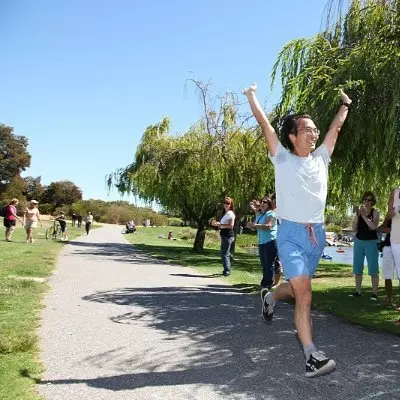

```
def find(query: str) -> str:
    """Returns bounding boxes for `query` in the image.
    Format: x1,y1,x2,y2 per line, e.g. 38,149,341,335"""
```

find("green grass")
0,222,98,400
128,226,400,335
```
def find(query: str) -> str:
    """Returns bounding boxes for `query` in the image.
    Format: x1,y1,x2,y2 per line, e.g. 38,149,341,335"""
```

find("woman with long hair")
247,196,278,289
351,191,380,299
212,197,236,276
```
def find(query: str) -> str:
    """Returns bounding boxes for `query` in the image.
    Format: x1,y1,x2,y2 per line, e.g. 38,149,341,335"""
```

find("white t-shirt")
220,210,235,225
269,142,331,224
391,188,400,244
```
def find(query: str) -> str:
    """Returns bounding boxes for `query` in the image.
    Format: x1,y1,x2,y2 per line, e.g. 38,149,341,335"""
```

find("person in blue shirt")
247,197,278,289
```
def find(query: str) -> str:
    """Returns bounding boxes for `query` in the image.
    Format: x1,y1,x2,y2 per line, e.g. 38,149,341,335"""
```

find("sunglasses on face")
260,201,268,204
223,202,231,205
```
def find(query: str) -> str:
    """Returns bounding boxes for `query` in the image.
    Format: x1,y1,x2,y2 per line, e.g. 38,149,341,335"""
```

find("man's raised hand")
339,89,352,105
242,83,257,97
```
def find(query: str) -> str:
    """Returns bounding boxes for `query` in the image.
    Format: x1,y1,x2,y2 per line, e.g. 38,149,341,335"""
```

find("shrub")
179,228,196,240
168,217,183,226
326,224,342,235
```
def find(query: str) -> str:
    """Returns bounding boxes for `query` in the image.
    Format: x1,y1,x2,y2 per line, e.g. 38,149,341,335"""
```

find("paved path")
39,225,400,400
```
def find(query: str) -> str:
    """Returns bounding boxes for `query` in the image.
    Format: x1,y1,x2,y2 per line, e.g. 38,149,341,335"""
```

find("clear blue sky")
0,0,332,202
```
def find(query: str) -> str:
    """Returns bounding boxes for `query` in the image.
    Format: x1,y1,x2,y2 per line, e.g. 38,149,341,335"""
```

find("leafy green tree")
42,180,83,208
22,176,45,201
0,124,31,198
0,175,28,210
109,81,274,251
271,0,400,210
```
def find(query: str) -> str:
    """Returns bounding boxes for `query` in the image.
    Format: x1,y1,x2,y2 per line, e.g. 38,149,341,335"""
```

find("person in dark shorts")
54,212,68,241
3,198,23,242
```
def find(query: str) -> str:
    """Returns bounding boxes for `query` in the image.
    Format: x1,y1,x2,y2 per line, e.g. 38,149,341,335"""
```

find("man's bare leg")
290,276,313,347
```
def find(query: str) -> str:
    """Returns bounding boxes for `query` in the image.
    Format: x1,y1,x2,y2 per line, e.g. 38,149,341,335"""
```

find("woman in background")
24,200,42,243
351,191,379,299
4,198,23,242
247,197,278,289
212,197,236,276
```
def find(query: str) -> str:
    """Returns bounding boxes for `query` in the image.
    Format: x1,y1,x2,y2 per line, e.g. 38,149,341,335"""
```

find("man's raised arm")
243,83,279,156
323,89,352,156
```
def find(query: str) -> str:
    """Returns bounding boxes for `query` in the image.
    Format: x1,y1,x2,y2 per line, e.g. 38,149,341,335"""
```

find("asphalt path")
38,225,400,400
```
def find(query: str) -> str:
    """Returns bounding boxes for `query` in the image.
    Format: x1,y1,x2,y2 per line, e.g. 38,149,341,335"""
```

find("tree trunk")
193,221,207,252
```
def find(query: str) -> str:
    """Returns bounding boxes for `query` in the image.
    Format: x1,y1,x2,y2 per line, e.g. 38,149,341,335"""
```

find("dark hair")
361,191,376,206
270,192,276,209
260,197,273,210
280,114,312,152
223,197,234,212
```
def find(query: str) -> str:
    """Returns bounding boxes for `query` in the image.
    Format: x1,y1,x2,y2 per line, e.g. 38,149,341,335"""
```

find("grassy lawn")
127,226,400,336
0,221,97,400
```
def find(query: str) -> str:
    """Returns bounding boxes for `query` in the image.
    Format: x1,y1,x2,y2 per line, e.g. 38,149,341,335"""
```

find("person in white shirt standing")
243,82,351,378
211,197,236,276
386,188,400,308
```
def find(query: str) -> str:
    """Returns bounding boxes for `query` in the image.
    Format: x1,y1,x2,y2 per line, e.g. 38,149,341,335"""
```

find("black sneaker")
349,291,361,297
305,351,336,378
370,293,378,300
260,288,274,322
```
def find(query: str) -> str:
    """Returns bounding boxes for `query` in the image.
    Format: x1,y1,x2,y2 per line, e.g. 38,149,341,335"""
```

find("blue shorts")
277,219,326,280
353,238,379,276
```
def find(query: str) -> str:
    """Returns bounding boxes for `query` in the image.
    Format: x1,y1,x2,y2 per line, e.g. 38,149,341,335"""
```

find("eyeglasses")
298,127,320,136
363,198,373,202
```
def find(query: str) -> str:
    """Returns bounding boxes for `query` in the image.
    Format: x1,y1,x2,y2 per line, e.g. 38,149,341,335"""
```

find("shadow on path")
41,284,400,399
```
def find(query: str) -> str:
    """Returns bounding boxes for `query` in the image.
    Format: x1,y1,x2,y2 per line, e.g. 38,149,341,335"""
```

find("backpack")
0,206,7,218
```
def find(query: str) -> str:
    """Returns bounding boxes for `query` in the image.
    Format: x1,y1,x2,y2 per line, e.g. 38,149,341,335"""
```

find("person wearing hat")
23,200,42,243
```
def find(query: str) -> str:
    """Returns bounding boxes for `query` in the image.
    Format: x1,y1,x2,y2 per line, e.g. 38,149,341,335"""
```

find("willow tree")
109,82,274,252
271,0,400,209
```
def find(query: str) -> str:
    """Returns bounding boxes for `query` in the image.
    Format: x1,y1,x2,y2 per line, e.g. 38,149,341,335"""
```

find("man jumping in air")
243,83,351,377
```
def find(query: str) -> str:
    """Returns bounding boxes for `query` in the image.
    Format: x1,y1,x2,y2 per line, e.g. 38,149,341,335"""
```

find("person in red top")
4,198,23,242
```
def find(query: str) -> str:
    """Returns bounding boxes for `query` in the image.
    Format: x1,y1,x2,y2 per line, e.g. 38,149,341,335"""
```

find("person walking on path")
23,200,42,243
85,211,94,235
211,197,236,276
3,198,23,242
77,213,83,228
71,212,77,227
247,197,278,289
351,191,379,299
243,82,351,378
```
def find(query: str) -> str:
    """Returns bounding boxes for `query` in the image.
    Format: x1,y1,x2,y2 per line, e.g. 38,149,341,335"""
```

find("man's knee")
290,276,312,299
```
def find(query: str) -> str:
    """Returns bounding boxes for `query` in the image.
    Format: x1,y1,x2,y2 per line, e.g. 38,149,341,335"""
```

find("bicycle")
46,219,62,240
